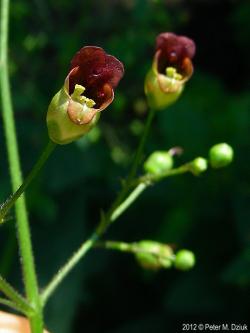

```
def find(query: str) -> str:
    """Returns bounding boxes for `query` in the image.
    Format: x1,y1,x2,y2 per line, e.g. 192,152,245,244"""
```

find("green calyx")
144,68,184,110
135,240,174,271
144,151,173,175
46,84,99,145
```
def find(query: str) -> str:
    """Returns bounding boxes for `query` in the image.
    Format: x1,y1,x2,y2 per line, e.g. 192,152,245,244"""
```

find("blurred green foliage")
0,0,249,332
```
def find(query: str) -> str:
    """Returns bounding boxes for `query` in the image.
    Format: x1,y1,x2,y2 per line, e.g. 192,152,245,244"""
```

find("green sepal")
135,240,174,271
144,69,183,110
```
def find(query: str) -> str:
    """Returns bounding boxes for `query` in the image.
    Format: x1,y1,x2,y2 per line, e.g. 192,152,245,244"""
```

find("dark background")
0,0,249,332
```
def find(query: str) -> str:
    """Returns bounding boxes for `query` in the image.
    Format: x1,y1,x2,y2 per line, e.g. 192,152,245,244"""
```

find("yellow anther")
71,84,96,107
166,67,176,78
174,73,183,80
166,67,183,81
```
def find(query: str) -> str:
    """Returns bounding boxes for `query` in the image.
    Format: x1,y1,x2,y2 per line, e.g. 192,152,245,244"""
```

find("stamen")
165,67,183,81
71,84,96,107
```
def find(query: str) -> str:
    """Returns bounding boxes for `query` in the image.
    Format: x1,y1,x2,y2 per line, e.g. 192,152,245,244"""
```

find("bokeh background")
0,0,250,332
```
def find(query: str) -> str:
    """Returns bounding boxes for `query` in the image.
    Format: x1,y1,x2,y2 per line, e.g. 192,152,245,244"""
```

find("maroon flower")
145,32,196,110
47,46,124,144
155,32,195,83
66,46,124,124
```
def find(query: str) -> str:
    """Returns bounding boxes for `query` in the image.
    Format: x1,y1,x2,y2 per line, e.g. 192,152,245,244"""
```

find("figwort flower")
47,46,124,144
145,32,195,110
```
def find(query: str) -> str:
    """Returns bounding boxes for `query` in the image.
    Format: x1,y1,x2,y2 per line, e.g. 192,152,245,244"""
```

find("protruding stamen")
71,84,96,107
165,67,183,81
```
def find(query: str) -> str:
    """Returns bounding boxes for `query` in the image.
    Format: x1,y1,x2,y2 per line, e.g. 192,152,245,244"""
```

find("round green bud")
135,240,174,271
209,143,234,168
144,151,174,175
174,249,195,271
190,157,207,175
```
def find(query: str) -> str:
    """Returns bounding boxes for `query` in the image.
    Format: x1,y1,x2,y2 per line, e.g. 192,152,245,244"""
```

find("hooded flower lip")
153,32,195,93
65,46,124,125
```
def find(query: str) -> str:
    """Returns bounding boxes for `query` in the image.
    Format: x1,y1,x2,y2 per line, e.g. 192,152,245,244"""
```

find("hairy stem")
133,163,191,186
95,240,176,262
41,233,99,305
41,184,146,304
109,183,146,223
128,108,156,181
0,276,34,315
0,0,43,331
0,141,56,223
40,109,156,304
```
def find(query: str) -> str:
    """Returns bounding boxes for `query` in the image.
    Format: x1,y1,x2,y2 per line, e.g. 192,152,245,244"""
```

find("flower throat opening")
165,67,183,81
71,84,96,108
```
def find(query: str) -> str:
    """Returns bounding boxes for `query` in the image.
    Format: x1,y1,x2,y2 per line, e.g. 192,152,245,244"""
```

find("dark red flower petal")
155,32,195,75
68,46,124,108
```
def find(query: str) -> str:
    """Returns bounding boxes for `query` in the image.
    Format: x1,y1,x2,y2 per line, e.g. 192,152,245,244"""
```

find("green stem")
41,183,147,304
41,110,156,304
0,0,43,331
104,108,156,227
0,297,28,314
109,183,146,223
127,108,156,182
133,163,191,186
0,141,56,223
41,162,192,305
41,232,99,306
0,276,34,315
95,240,132,252
96,240,176,261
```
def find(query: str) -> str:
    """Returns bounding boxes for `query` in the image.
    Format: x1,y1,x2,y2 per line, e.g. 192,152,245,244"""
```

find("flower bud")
47,46,124,144
135,240,174,270
174,249,195,271
189,157,207,175
144,151,173,175
209,143,234,168
145,32,195,110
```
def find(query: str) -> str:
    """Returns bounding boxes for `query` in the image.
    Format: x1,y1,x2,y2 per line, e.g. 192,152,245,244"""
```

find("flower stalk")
40,107,155,304
40,158,196,304
0,276,35,315
0,141,56,224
